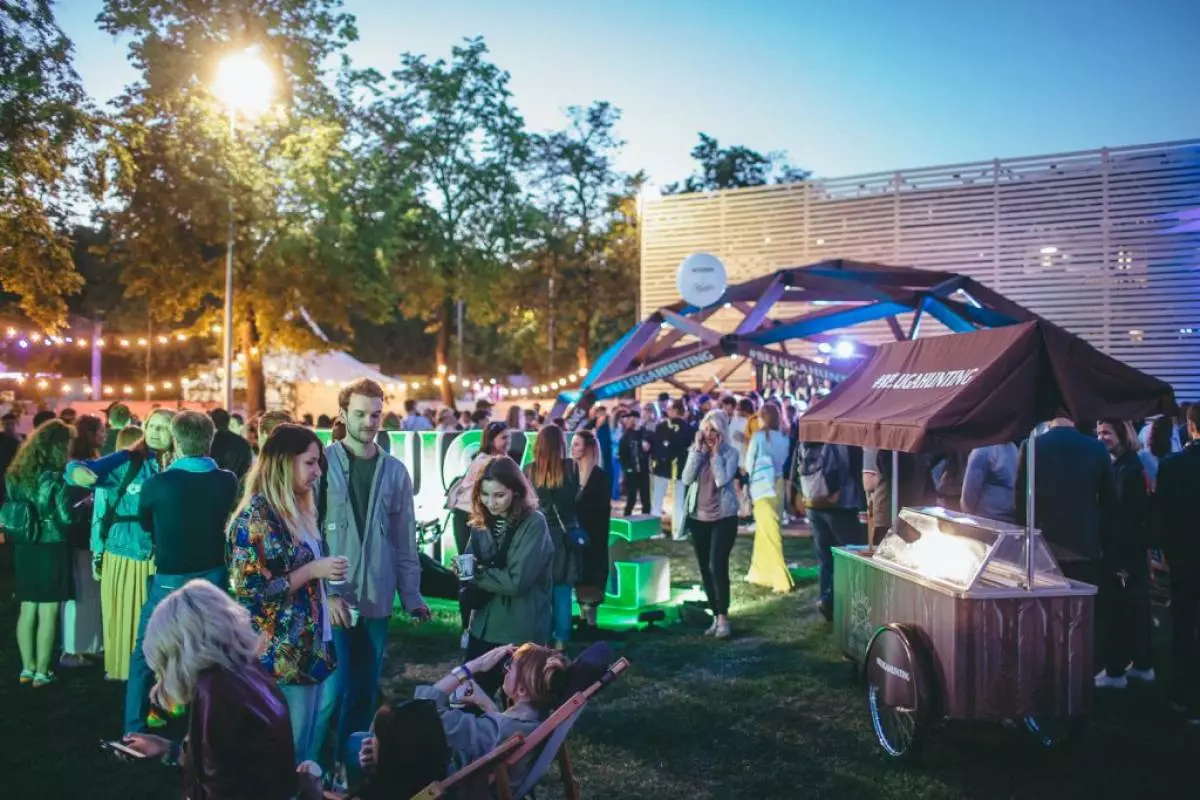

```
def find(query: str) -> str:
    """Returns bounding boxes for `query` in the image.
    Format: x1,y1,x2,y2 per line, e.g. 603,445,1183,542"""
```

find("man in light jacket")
318,378,429,777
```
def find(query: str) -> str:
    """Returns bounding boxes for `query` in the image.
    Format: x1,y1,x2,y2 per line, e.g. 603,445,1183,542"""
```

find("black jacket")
1108,449,1149,571
618,428,650,474
210,429,253,481
651,418,692,479
1155,441,1200,572
1016,426,1116,564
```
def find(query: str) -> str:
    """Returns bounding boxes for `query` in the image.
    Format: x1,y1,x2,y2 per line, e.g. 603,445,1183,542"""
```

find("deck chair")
409,733,525,800
492,657,631,800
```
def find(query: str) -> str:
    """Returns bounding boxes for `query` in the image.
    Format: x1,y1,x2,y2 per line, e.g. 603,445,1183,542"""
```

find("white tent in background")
182,349,406,418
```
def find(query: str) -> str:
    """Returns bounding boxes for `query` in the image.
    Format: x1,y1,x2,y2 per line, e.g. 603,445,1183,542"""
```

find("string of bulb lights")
1,324,221,350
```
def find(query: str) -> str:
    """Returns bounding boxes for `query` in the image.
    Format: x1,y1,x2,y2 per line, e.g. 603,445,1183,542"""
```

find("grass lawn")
1,535,1197,799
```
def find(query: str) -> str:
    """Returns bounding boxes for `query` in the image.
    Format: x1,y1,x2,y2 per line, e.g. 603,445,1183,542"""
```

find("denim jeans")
317,615,390,767
551,584,574,643
124,566,227,733
807,508,864,604
280,682,323,763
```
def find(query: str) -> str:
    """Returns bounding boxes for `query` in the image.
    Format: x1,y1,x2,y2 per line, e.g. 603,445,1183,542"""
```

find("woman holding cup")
228,423,344,763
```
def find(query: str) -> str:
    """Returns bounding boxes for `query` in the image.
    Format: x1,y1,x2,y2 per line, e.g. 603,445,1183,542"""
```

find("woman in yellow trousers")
745,404,794,593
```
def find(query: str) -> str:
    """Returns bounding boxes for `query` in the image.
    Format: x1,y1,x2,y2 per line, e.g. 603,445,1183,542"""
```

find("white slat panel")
641,140,1200,401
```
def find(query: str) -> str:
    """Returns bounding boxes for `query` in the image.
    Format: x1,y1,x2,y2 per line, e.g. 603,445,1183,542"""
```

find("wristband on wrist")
453,664,473,685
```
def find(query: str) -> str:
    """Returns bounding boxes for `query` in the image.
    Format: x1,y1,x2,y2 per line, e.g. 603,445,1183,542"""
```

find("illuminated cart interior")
798,321,1176,760
833,507,1094,757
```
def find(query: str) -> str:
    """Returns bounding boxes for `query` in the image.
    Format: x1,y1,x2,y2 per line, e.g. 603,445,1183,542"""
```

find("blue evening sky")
57,0,1200,184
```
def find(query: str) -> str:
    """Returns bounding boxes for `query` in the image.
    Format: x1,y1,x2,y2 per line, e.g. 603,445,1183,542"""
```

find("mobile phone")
100,739,147,761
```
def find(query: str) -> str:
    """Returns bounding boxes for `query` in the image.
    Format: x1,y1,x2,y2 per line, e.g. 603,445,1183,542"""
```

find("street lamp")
212,48,275,410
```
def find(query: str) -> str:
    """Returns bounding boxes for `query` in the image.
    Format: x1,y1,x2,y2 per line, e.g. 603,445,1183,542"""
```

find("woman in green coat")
463,456,554,697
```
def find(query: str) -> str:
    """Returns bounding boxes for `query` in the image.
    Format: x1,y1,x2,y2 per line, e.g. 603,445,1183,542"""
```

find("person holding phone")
228,423,343,763
681,410,741,639
119,580,299,800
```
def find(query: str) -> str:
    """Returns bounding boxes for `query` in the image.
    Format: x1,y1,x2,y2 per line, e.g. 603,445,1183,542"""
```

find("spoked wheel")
1021,715,1086,749
864,623,938,762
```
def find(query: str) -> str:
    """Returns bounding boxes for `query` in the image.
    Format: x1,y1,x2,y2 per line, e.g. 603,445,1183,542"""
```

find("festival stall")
797,319,1175,759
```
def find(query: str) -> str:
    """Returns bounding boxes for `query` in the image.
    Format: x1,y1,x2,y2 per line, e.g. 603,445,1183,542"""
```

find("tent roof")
797,320,1176,453
270,350,401,386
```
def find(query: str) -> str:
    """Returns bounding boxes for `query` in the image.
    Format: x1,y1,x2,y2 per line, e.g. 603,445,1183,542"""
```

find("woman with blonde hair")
120,580,299,799
7,419,81,686
524,425,581,649
460,456,553,696
570,430,611,633
228,423,347,762
744,403,794,594
67,409,175,681
682,410,741,639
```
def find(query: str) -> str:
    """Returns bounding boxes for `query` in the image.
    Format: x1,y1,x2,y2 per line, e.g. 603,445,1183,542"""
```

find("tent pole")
1025,427,1037,591
890,450,899,532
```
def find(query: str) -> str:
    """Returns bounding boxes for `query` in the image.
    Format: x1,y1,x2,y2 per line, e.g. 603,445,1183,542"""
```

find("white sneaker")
1094,671,1127,689
1125,666,1155,683
714,619,732,639
703,619,718,636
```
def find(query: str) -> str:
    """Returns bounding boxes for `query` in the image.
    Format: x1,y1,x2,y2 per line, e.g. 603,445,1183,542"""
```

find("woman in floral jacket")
228,423,347,763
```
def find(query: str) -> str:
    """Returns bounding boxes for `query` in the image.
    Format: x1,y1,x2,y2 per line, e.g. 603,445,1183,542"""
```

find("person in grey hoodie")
318,378,428,777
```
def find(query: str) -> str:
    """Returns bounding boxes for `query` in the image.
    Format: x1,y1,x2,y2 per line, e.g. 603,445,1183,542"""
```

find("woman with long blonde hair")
744,403,794,594
570,429,611,632
120,580,299,799
523,425,580,649
228,423,347,763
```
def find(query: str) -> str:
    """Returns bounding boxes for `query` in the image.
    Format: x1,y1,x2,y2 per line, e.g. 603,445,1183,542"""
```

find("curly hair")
468,455,538,529
6,419,72,495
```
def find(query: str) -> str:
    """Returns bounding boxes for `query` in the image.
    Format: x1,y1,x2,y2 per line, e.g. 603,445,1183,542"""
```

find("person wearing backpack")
67,412,174,681
3,419,81,687
799,441,865,621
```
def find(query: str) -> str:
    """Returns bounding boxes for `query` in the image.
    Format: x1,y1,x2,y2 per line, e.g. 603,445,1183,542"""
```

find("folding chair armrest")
581,657,631,700
505,694,587,764
410,733,525,799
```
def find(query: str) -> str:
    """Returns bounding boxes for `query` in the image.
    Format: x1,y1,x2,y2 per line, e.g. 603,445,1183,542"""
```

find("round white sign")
676,252,728,308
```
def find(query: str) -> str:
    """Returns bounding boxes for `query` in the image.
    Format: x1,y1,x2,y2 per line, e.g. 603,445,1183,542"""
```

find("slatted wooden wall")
640,140,1200,401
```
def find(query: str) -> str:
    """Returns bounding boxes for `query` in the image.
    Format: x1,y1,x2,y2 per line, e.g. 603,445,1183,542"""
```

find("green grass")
1,536,1196,799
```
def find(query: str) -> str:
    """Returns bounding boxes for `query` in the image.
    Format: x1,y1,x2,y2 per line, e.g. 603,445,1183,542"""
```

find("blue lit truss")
554,259,1035,427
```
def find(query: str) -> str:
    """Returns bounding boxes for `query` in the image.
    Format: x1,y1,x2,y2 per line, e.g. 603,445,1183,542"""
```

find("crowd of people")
3,377,1198,797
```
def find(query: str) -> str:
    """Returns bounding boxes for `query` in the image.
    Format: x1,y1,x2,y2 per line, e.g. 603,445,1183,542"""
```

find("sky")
57,0,1200,185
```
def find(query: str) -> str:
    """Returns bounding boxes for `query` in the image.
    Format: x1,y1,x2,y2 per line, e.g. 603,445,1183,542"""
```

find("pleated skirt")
100,552,155,681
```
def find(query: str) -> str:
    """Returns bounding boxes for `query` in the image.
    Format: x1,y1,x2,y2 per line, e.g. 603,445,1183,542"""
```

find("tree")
0,0,88,329
528,102,628,373
665,133,810,193
358,37,530,404
96,0,399,414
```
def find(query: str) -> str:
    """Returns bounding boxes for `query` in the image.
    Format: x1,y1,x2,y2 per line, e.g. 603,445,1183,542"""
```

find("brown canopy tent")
797,319,1175,453
797,319,1176,589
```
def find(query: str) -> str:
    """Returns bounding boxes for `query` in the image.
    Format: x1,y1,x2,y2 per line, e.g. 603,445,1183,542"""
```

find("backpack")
0,472,66,545
799,444,843,508
0,496,38,544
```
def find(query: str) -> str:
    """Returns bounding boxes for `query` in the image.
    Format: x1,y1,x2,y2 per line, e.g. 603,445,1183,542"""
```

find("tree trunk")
242,307,266,417
436,292,454,406
576,317,590,373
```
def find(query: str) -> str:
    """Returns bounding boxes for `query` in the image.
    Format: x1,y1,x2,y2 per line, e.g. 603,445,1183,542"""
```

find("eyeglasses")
502,656,515,674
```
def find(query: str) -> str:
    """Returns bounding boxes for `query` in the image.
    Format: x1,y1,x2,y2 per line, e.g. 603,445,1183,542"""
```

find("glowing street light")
212,47,275,411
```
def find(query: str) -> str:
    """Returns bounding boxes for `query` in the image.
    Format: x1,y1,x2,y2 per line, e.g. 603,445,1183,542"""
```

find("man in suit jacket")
1155,404,1200,723
1015,418,1117,586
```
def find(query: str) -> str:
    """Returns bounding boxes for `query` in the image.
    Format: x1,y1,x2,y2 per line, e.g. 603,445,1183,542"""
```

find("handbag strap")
99,450,146,547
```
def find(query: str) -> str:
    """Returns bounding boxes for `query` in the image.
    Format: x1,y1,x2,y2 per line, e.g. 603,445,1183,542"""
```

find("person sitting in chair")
355,643,569,792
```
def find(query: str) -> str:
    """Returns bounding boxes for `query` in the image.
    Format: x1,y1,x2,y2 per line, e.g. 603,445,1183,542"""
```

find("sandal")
19,670,34,685
32,672,57,688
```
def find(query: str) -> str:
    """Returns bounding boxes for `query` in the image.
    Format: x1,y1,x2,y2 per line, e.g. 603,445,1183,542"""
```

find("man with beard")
317,378,428,781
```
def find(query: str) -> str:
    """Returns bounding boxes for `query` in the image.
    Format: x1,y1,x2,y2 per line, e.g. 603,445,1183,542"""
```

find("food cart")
798,320,1175,760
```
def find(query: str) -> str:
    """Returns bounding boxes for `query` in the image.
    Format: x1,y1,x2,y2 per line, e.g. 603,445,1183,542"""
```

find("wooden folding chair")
492,657,631,800
410,733,525,800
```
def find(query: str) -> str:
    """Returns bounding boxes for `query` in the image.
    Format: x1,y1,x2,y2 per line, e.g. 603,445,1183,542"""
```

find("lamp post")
212,48,274,411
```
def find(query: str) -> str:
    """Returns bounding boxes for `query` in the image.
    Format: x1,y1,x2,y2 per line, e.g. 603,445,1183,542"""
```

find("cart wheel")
1021,715,1086,749
864,623,937,762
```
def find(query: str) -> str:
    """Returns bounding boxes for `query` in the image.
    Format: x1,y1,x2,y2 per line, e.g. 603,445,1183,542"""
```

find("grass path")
1,537,1196,798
